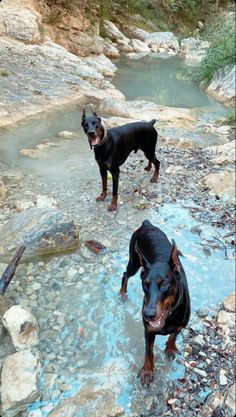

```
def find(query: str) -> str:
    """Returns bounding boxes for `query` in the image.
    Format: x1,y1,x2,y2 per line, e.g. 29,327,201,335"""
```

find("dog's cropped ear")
169,240,181,274
81,108,86,127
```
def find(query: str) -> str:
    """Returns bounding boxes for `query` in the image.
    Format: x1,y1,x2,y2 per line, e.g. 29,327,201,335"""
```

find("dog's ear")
169,240,181,273
81,108,86,127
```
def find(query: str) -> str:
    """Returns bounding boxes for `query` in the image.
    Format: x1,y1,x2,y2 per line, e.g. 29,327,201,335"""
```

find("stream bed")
0,56,234,416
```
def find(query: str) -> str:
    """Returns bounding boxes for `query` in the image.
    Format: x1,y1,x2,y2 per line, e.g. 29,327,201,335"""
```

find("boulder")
200,171,235,204
103,20,129,43
103,38,120,58
129,38,151,53
98,98,195,127
0,349,41,417
206,141,235,165
207,64,235,106
0,207,80,260
0,1,42,43
144,32,179,54
180,37,210,66
2,305,39,351
85,54,117,77
124,26,148,41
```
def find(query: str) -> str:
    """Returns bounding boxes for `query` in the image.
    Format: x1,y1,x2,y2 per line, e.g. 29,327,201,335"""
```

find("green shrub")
196,17,235,83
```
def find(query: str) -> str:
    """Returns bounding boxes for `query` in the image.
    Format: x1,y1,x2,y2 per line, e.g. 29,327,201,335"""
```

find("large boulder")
144,32,179,54
207,64,235,106
0,349,41,417
180,37,210,66
103,20,129,43
84,54,117,77
0,0,42,43
129,38,151,53
2,305,39,351
0,207,80,260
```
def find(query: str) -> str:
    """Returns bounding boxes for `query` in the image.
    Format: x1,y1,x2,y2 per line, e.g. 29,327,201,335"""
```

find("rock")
129,39,151,53
200,171,235,204
85,54,117,77
222,292,236,312
124,26,148,41
0,207,80,260
224,383,236,415
48,387,116,417
98,98,195,128
2,305,39,351
207,141,235,166
103,38,120,58
0,180,7,200
59,32,104,57
219,369,228,386
1,349,41,417
0,298,9,317
144,32,179,54
207,64,235,106
180,37,210,66
103,20,129,43
58,130,74,138
0,1,42,43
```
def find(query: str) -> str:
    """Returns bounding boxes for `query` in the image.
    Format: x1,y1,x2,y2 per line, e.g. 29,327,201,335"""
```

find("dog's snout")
143,307,156,320
88,129,95,136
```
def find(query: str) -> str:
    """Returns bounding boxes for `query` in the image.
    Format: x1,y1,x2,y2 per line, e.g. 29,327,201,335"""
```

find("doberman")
81,108,160,211
120,220,191,385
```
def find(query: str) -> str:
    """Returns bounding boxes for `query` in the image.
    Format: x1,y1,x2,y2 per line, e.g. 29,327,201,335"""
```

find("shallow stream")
0,56,234,416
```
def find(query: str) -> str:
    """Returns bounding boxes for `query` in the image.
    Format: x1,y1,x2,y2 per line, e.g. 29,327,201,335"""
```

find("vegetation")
196,15,235,83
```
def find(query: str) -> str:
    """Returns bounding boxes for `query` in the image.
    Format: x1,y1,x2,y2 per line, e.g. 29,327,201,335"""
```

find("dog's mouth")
144,307,171,331
89,134,100,147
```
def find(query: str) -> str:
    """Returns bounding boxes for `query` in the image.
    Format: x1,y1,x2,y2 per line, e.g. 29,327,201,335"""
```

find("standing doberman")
120,220,191,385
81,108,160,211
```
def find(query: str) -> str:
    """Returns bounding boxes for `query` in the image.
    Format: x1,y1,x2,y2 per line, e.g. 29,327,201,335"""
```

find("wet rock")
144,31,179,54
222,292,235,312
199,171,235,204
2,305,39,351
48,387,116,417
180,37,210,66
0,348,41,417
0,207,80,260
206,64,235,107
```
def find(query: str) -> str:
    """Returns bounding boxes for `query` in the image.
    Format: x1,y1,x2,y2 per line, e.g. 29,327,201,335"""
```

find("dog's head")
141,240,181,332
81,108,104,149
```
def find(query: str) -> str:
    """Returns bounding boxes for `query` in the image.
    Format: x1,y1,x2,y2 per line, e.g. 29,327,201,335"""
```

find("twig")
213,236,228,259
0,246,26,296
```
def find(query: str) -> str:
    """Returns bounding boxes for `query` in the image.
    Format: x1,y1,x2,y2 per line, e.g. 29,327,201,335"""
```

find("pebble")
219,369,228,386
193,368,207,378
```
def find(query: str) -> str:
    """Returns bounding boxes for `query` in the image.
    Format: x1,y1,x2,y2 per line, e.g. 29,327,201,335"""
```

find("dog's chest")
95,153,113,170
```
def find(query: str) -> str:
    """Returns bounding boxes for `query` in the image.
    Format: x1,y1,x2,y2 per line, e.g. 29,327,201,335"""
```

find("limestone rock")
207,64,235,106
85,54,117,77
129,39,151,53
222,292,236,312
103,38,120,58
103,20,129,43
2,305,39,350
0,207,80,260
180,37,210,66
0,1,42,43
144,32,179,54
207,140,235,165
200,171,235,204
1,349,41,417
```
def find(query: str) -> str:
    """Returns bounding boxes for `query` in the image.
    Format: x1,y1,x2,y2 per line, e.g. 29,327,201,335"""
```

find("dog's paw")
108,203,117,212
120,291,127,302
96,193,106,202
150,176,158,183
137,367,154,386
165,347,179,361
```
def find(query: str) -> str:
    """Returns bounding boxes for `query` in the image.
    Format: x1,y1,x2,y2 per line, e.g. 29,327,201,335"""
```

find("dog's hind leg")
144,160,152,171
143,150,160,183
120,235,140,301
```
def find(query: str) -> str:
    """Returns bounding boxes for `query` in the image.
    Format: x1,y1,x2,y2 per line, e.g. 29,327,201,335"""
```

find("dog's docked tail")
150,119,156,126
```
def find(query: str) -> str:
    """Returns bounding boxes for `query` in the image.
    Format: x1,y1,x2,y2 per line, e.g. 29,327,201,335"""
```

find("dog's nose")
88,130,95,136
143,308,156,320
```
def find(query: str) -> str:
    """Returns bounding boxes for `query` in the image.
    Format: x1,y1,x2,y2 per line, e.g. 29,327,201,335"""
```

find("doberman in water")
81,108,160,211
120,220,191,385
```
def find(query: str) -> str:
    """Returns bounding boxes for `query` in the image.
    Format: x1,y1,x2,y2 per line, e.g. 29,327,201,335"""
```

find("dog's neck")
99,120,108,146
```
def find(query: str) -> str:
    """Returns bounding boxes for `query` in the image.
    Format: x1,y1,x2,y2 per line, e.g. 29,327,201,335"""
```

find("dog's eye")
143,279,150,292
161,282,170,291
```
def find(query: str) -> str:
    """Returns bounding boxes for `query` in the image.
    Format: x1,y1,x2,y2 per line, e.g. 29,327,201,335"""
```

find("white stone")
207,141,235,165
2,305,39,351
103,20,129,42
129,39,151,53
207,64,235,106
1,349,41,417
200,171,235,204
85,54,117,77
144,32,179,54
223,292,236,312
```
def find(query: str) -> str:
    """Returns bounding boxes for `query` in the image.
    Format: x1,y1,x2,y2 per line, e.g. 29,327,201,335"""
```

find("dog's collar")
135,241,151,268
171,280,184,312
98,122,108,146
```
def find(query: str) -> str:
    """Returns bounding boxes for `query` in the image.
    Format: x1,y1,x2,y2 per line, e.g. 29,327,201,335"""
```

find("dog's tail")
150,119,156,126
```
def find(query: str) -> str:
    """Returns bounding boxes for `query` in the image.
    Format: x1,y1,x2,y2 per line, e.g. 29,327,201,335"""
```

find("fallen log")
0,246,26,296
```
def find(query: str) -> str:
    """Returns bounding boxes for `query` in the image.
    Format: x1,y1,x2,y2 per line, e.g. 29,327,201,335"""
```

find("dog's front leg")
138,330,156,385
108,169,119,211
96,164,107,202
